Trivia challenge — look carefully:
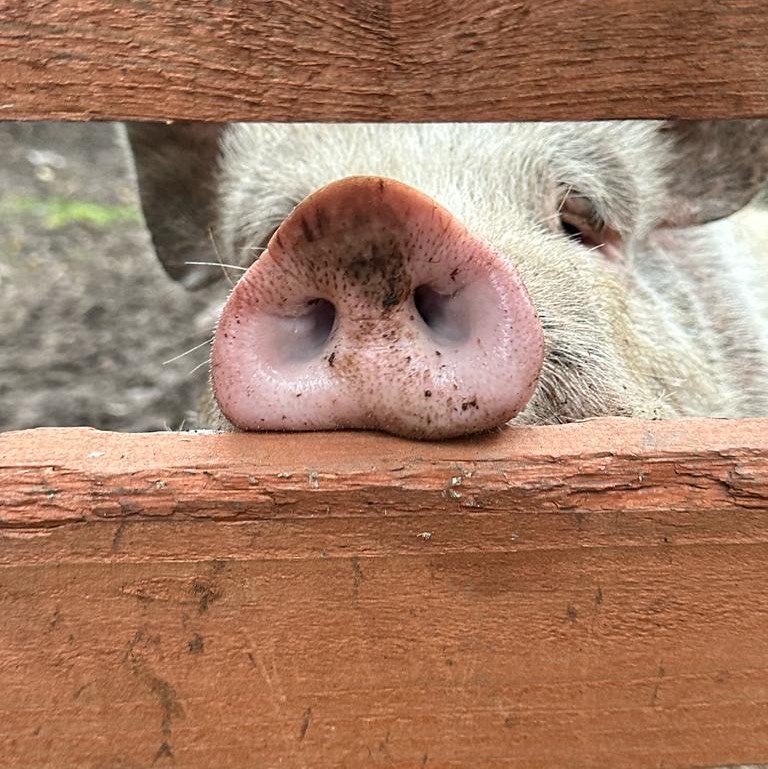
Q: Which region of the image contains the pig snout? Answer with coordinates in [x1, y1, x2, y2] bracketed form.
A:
[211, 176, 544, 439]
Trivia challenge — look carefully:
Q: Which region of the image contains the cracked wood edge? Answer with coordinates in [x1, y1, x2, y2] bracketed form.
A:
[0, 0, 766, 121]
[1, 417, 767, 530]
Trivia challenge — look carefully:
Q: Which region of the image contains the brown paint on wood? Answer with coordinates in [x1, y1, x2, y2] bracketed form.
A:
[1, 418, 768, 767]
[0, 1, 766, 122]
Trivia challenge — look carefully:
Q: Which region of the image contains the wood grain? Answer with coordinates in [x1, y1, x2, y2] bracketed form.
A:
[0, 0, 766, 122]
[1, 418, 768, 767]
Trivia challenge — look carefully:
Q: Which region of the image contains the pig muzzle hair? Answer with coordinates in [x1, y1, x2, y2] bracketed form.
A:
[124, 120, 768, 439]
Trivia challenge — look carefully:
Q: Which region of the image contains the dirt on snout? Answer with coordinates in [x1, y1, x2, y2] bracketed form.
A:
[0, 122, 227, 433]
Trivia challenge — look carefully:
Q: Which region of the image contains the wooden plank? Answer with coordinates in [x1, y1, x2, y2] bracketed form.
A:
[1, 419, 768, 767]
[0, 0, 766, 122]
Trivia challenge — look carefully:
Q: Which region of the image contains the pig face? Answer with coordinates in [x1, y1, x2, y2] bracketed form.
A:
[125, 121, 768, 438]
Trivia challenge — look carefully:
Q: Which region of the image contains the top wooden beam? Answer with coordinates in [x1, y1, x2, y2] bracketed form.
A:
[0, 0, 766, 122]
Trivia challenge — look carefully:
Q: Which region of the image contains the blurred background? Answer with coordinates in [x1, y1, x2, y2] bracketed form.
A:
[0, 122, 224, 432]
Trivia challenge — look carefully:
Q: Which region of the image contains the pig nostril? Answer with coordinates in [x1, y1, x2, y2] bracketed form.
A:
[276, 298, 336, 362]
[413, 284, 470, 344]
[414, 285, 442, 328]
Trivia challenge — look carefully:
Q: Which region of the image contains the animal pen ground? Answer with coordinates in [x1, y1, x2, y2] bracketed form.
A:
[0, 121, 221, 433]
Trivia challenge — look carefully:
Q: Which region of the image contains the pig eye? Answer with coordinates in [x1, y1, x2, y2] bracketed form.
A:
[558, 195, 603, 246]
[558, 193, 622, 261]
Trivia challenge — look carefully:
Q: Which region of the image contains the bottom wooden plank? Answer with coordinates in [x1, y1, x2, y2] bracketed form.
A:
[1, 420, 767, 767]
[2, 538, 768, 768]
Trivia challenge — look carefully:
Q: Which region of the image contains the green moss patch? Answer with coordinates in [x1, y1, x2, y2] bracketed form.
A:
[0, 196, 140, 229]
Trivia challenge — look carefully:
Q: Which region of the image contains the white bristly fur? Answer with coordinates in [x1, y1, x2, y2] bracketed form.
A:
[206, 123, 768, 425]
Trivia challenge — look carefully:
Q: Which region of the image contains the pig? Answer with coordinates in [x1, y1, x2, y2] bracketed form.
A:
[123, 120, 768, 439]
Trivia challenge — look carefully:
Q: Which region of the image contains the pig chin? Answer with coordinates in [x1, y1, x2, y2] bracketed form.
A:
[210, 175, 545, 439]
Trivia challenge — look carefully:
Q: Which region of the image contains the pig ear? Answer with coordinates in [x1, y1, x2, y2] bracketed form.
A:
[660, 120, 768, 226]
[125, 122, 226, 290]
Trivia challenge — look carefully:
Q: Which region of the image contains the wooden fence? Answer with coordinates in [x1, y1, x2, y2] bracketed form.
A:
[1, 1, 768, 767]
[0, 0, 766, 122]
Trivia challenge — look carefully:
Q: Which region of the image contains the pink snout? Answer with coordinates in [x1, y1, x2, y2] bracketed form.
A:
[211, 176, 544, 439]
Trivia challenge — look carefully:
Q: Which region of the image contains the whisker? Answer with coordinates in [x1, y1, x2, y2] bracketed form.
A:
[208, 228, 235, 287]
[556, 185, 573, 215]
[185, 260, 248, 271]
[537, 189, 573, 229]
[163, 337, 213, 366]
[187, 358, 211, 376]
